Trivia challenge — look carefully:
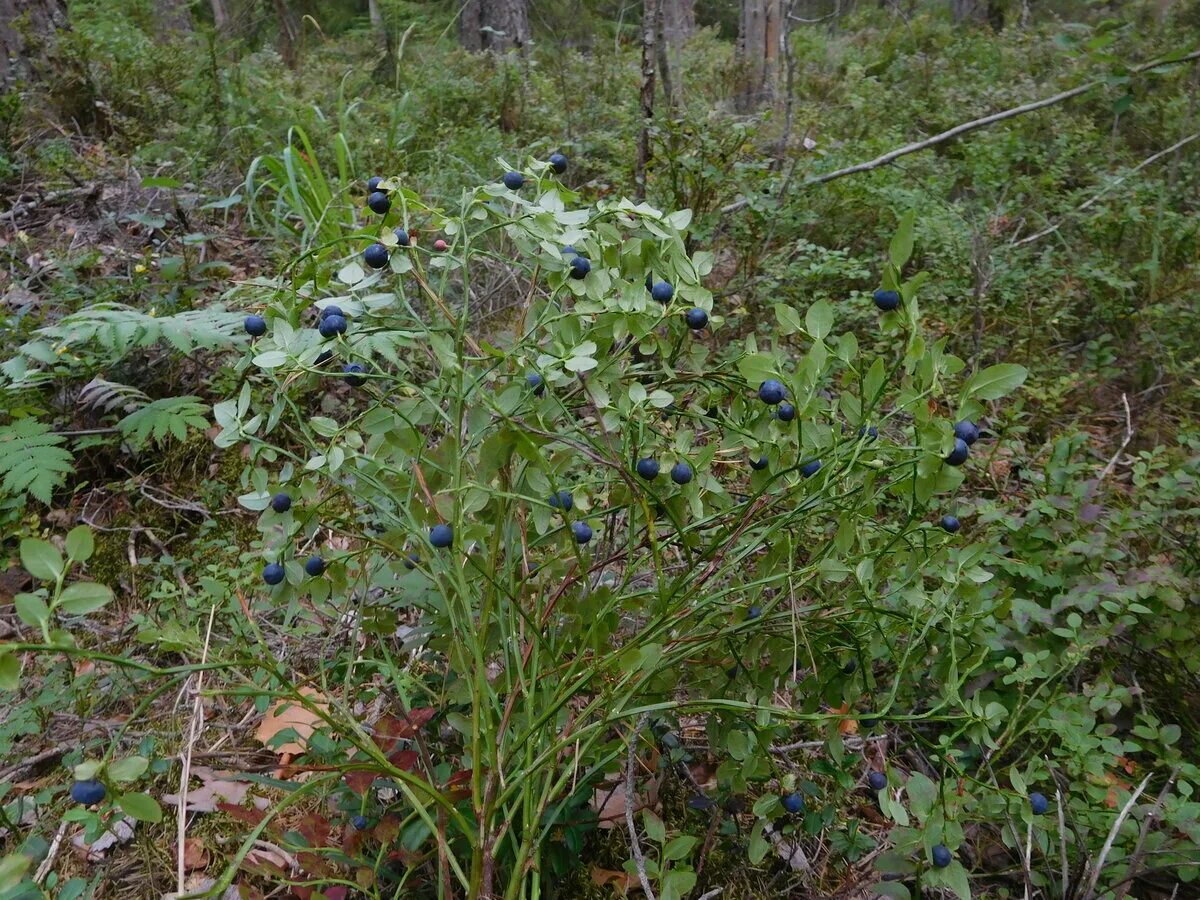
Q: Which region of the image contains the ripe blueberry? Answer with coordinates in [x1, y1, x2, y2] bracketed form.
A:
[367, 191, 391, 215]
[873, 289, 901, 311]
[569, 255, 591, 279]
[244, 314, 266, 336]
[404, 552, 419, 570]
[777, 402, 796, 422]
[1030, 792, 1049, 815]
[782, 792, 805, 814]
[503, 171, 525, 190]
[685, 308, 708, 330]
[271, 493, 292, 513]
[433, 239, 448, 251]
[572, 521, 593, 544]
[562, 245, 577, 256]
[70, 779, 106, 805]
[366, 176, 384, 193]
[429, 524, 453, 548]
[549, 152, 568, 173]
[954, 419, 980, 445]
[748, 605, 762, 619]
[342, 363, 366, 386]
[670, 462, 693, 485]
[527, 372, 545, 396]
[800, 459, 822, 478]
[636, 458, 660, 480]
[364, 243, 389, 269]
[351, 814, 369, 830]
[320, 304, 344, 320]
[548, 490, 573, 511]
[263, 562, 285, 585]
[858, 425, 879, 441]
[940, 514, 961, 533]
[394, 227, 410, 247]
[650, 281, 674, 303]
[758, 380, 786, 405]
[750, 455, 768, 471]
[304, 555, 325, 577]
[945, 438, 970, 466]
[931, 845, 952, 868]
[868, 771, 888, 791]
[319, 314, 347, 338]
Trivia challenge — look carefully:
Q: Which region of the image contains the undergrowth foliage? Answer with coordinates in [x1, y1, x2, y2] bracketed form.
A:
[201, 159, 1042, 898]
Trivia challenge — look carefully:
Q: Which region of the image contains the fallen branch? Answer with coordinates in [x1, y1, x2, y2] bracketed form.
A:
[1097, 393, 1133, 484]
[722, 48, 1200, 212]
[1111, 768, 1179, 900]
[0, 186, 101, 224]
[625, 712, 657, 900]
[1082, 773, 1153, 900]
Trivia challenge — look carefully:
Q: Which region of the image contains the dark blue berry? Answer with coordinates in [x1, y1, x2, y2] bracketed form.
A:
[70, 780, 106, 805]
[1030, 792, 1049, 815]
[244, 314, 266, 336]
[549, 153, 568, 173]
[562, 245, 577, 256]
[749, 455, 768, 471]
[945, 438, 970, 466]
[429, 524, 453, 548]
[569, 255, 591, 279]
[873, 289, 901, 311]
[342, 363, 366, 386]
[670, 462, 693, 485]
[548, 490, 573, 511]
[931, 845, 952, 868]
[364, 243, 389, 269]
[758, 380, 786, 405]
[394, 227, 410, 247]
[351, 814, 369, 830]
[367, 191, 391, 215]
[527, 372, 545, 396]
[858, 425, 879, 441]
[404, 553, 419, 570]
[940, 515, 961, 533]
[748, 605, 762, 619]
[304, 555, 325, 577]
[685, 308, 708, 330]
[366, 176, 384, 193]
[782, 792, 804, 814]
[636, 458, 660, 480]
[320, 304, 344, 320]
[650, 281, 674, 303]
[502, 171, 524, 190]
[954, 420, 980, 445]
[319, 314, 347, 338]
[271, 493, 292, 513]
[572, 521, 593, 544]
[777, 402, 796, 422]
[263, 563, 286, 585]
[800, 459, 822, 478]
[868, 771, 888, 791]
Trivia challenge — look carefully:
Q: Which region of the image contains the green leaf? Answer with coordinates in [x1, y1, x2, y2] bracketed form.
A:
[65, 525, 95, 562]
[873, 883, 911, 900]
[663, 835, 698, 861]
[805, 300, 833, 340]
[944, 860, 972, 900]
[20, 539, 63, 581]
[642, 809, 666, 844]
[0, 853, 32, 892]
[57, 582, 114, 615]
[889, 210, 916, 269]
[661, 870, 696, 900]
[14, 593, 49, 628]
[118, 792, 162, 822]
[774, 304, 804, 335]
[906, 772, 937, 821]
[253, 351, 289, 369]
[107, 756, 150, 783]
[0, 653, 19, 691]
[748, 819, 769, 864]
[961, 364, 1027, 402]
[73, 760, 102, 781]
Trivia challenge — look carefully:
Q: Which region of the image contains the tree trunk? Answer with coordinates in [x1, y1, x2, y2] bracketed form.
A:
[210, 0, 231, 35]
[460, 0, 529, 53]
[272, 0, 301, 66]
[635, 0, 658, 200]
[368, 0, 383, 29]
[660, 0, 693, 108]
[735, 0, 782, 112]
[367, 0, 395, 79]
[154, 0, 192, 36]
[0, 0, 67, 85]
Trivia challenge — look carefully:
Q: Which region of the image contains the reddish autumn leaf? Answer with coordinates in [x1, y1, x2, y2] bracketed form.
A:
[297, 813, 331, 848]
[446, 769, 472, 787]
[373, 709, 437, 752]
[387, 749, 419, 771]
[218, 802, 268, 828]
[344, 769, 376, 796]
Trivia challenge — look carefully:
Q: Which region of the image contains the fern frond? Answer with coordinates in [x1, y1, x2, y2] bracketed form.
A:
[0, 419, 75, 505]
[79, 377, 150, 415]
[117, 397, 211, 449]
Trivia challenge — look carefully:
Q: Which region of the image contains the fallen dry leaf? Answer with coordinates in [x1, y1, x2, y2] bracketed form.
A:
[163, 766, 252, 812]
[590, 781, 645, 831]
[591, 866, 637, 894]
[181, 836, 209, 872]
[255, 688, 329, 756]
[72, 816, 136, 861]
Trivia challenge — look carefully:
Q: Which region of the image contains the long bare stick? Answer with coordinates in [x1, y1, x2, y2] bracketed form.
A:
[722, 48, 1200, 212]
[1013, 131, 1200, 246]
[177, 605, 217, 893]
[1098, 393, 1133, 484]
[1082, 773, 1153, 900]
[1112, 768, 1179, 900]
[625, 713, 657, 900]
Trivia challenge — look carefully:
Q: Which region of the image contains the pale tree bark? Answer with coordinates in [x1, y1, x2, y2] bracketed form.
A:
[659, 0, 693, 108]
[459, 0, 529, 53]
[154, 0, 192, 36]
[210, 0, 232, 36]
[272, 0, 301, 66]
[367, 0, 395, 77]
[0, 0, 67, 84]
[735, 0, 782, 112]
[368, 0, 384, 29]
[952, 0, 1004, 30]
[635, 0, 659, 200]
